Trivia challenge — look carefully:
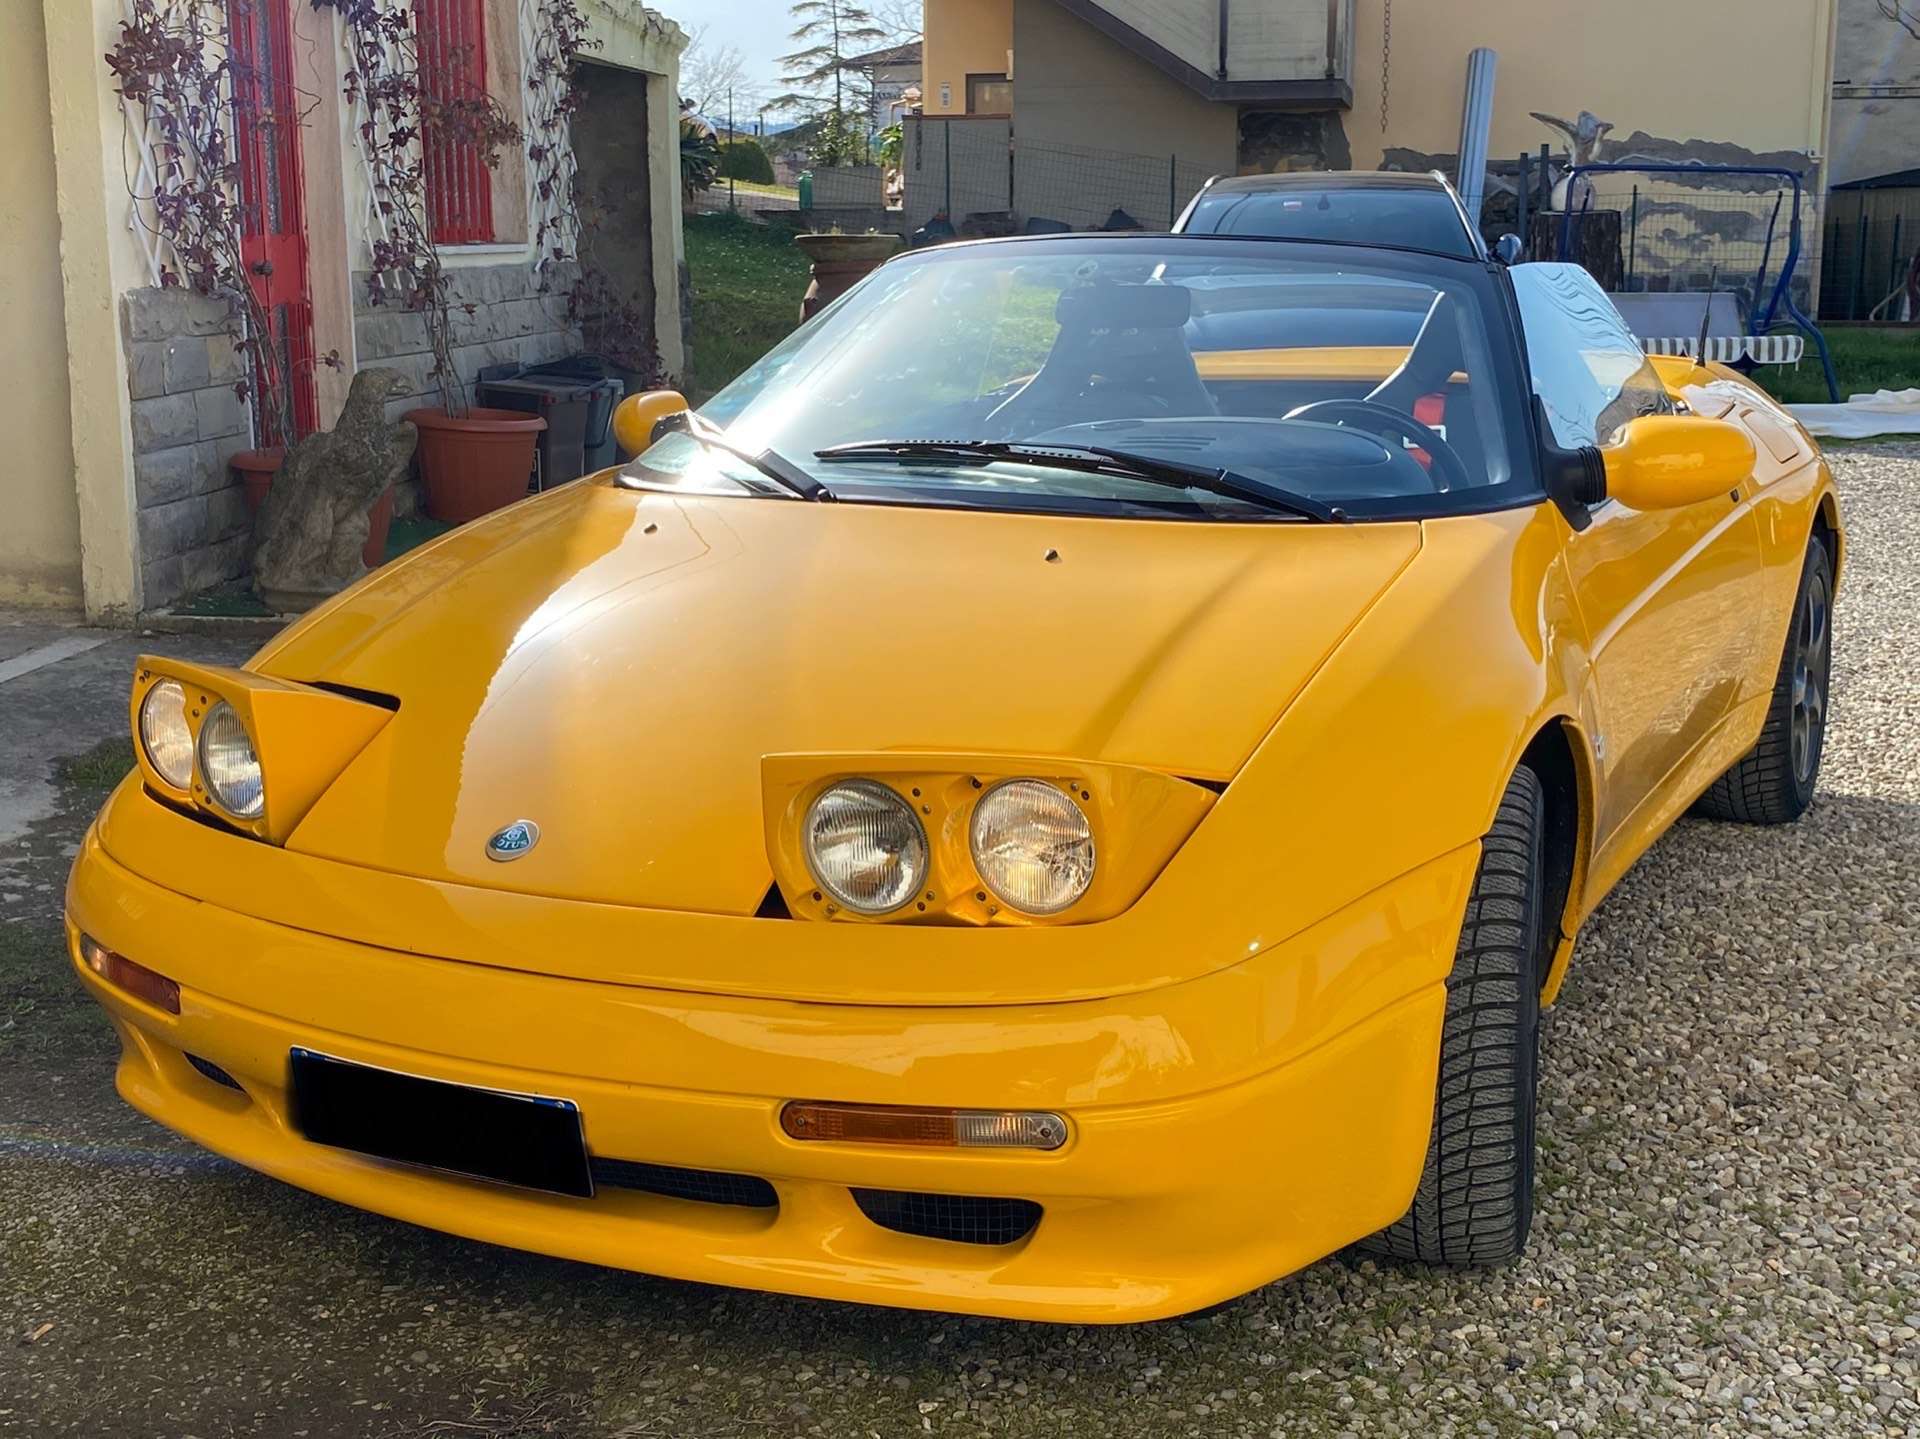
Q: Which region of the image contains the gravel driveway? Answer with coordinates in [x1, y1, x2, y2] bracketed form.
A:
[2, 448, 1916, 1438]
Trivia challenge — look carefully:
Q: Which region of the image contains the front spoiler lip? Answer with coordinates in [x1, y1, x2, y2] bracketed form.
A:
[71, 938, 1446, 1325]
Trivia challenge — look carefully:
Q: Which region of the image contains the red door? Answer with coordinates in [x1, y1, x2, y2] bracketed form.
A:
[228, 0, 317, 446]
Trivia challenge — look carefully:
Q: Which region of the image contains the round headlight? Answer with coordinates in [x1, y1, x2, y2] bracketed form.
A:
[970, 780, 1096, 916]
[196, 701, 264, 819]
[803, 780, 929, 915]
[138, 679, 194, 789]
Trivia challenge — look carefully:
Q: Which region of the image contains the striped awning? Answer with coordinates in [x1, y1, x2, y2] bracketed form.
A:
[1640, 334, 1807, 366]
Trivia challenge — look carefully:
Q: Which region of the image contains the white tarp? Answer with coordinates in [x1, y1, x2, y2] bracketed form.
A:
[1788, 389, 1920, 439]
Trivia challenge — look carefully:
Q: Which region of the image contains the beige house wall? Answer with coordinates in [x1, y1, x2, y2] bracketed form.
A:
[930, 0, 1835, 177]
[1011, 0, 1236, 173]
[3, 0, 82, 608]
[924, 0, 1014, 115]
[1830, 0, 1920, 186]
[1346, 0, 1836, 173]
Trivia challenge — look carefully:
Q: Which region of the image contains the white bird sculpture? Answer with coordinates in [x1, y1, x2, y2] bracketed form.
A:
[1530, 110, 1615, 211]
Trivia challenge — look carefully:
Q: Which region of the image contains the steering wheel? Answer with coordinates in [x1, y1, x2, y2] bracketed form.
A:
[1282, 399, 1468, 494]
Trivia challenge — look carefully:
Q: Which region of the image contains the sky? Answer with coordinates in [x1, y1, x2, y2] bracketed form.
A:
[678, 0, 816, 111]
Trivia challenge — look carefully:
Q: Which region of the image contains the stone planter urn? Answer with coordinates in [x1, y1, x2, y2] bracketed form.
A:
[794, 233, 906, 320]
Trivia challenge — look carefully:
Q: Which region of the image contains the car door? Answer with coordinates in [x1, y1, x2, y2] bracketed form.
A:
[1513, 264, 1765, 851]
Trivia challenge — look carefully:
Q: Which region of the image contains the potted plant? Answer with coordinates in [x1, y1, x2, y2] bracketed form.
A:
[323, 0, 559, 524]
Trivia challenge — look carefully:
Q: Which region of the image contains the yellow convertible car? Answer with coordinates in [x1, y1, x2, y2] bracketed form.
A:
[68, 220, 1840, 1323]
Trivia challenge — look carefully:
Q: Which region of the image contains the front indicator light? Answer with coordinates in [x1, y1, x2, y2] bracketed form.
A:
[79, 935, 180, 1015]
[196, 701, 265, 819]
[780, 1101, 1068, 1151]
[803, 780, 929, 914]
[969, 779, 1096, 915]
[138, 679, 194, 789]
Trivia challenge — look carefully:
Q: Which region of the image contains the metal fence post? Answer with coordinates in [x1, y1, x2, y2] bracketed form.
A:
[1892, 214, 1905, 310]
[1170, 155, 1179, 228]
[944, 121, 953, 219]
[1853, 211, 1869, 320]
[1626, 185, 1639, 289]
[1517, 150, 1530, 256]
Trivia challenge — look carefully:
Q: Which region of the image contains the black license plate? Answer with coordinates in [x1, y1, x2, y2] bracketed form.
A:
[288, 1049, 593, 1198]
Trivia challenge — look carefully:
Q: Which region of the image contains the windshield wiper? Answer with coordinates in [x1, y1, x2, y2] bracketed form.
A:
[813, 440, 1342, 522]
[647, 412, 833, 502]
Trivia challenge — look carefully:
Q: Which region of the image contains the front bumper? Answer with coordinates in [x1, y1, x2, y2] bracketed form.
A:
[66, 824, 1468, 1323]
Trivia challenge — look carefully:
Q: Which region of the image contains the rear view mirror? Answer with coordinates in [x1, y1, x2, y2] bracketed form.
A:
[612, 389, 690, 458]
[1602, 415, 1756, 511]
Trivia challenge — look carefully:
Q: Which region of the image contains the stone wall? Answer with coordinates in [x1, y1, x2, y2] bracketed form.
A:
[353, 262, 581, 421]
[122, 287, 256, 609]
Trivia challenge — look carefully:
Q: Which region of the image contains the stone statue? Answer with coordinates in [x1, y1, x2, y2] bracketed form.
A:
[251, 367, 417, 613]
[1530, 110, 1615, 210]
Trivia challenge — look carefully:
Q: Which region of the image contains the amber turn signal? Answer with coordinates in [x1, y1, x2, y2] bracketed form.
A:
[79, 934, 180, 1015]
[780, 1101, 1068, 1151]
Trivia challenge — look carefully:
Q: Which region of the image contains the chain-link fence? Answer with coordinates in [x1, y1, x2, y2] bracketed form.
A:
[1821, 187, 1920, 321]
[901, 118, 1217, 238]
[1545, 183, 1820, 322]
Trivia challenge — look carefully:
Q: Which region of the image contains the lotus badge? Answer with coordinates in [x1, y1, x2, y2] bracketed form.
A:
[486, 819, 540, 862]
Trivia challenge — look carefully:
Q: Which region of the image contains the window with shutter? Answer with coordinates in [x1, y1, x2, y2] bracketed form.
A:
[416, 0, 495, 244]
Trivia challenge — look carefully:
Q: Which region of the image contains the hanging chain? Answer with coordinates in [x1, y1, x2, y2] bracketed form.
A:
[1380, 0, 1392, 134]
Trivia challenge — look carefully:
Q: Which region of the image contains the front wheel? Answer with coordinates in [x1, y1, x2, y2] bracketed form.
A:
[1361, 765, 1546, 1267]
[1694, 538, 1833, 824]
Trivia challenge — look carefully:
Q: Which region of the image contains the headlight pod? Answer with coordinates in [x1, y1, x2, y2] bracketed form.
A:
[803, 780, 929, 914]
[970, 779, 1096, 915]
[138, 679, 194, 789]
[195, 701, 265, 819]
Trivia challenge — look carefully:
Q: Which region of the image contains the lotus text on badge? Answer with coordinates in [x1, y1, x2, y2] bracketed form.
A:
[486, 820, 540, 861]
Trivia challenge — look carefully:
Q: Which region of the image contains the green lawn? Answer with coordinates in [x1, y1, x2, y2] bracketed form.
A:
[1752, 326, 1920, 405]
[683, 212, 812, 404]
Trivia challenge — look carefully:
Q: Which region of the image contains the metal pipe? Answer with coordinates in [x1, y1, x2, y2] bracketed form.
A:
[1455, 48, 1497, 227]
[1517, 150, 1531, 257]
[1219, 0, 1230, 79]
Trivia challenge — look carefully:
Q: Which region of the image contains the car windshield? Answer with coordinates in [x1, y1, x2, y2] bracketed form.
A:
[629, 236, 1531, 521]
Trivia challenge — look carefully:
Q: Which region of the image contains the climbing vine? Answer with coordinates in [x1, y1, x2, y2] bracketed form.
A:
[316, 0, 523, 414]
[106, 0, 338, 448]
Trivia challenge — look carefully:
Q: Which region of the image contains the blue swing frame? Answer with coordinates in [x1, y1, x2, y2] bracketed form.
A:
[1556, 162, 1840, 402]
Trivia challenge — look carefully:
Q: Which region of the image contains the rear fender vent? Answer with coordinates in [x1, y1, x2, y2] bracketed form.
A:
[851, 1189, 1042, 1246]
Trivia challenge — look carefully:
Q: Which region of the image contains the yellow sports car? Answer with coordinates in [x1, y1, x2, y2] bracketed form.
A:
[68, 222, 1840, 1323]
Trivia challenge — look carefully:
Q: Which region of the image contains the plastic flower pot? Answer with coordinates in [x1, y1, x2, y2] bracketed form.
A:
[407, 406, 548, 524]
[234, 447, 395, 570]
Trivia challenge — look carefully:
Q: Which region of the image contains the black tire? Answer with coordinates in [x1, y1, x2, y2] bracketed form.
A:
[1693, 538, 1833, 825]
[1362, 765, 1545, 1267]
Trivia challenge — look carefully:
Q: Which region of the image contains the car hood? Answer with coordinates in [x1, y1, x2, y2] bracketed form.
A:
[258, 481, 1420, 914]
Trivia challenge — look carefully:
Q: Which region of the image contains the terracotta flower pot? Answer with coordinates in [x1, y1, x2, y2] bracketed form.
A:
[794, 232, 906, 319]
[407, 406, 548, 525]
[235, 447, 395, 570]
[232, 447, 284, 516]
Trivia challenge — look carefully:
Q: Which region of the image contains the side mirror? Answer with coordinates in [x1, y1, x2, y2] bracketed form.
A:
[612, 389, 690, 458]
[1602, 415, 1755, 511]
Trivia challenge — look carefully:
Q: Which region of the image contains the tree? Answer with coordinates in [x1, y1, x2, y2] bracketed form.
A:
[865, 0, 923, 43]
[767, 0, 885, 167]
[679, 24, 748, 119]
